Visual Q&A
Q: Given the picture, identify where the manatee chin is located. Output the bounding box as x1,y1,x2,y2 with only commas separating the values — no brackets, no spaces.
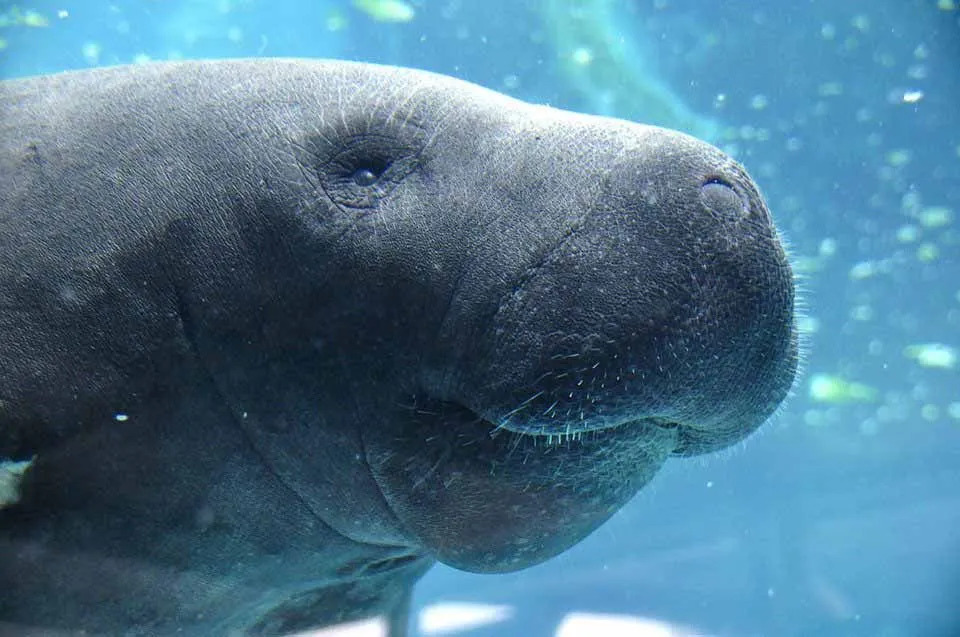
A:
365,394,681,573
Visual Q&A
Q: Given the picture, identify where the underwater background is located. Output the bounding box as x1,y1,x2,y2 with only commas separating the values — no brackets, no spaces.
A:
1,1,958,635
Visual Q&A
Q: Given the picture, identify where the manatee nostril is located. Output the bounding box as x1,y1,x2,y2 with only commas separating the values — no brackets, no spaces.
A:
700,176,749,218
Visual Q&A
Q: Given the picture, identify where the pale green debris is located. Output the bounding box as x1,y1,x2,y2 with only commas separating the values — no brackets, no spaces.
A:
1,457,34,509
916,242,939,262
919,206,953,228
896,224,919,243
902,90,924,104
902,191,923,215
849,260,877,280
793,256,823,274
352,0,415,23
808,373,879,404
0,37,6,51
885,149,912,167
571,46,594,66
850,305,873,321
326,9,348,31
21,9,48,27
797,315,820,334
938,0,956,11
818,82,843,97
0,6,49,28
921,404,940,422
819,237,838,256
948,402,960,420
904,343,957,369
81,41,101,65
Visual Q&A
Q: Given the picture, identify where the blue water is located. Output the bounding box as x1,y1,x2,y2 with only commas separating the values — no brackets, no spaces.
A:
2,1,958,635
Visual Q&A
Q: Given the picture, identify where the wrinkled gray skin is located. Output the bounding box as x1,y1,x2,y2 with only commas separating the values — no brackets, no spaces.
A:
0,59,797,635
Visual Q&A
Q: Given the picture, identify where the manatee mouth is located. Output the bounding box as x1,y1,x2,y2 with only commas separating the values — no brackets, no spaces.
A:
437,396,688,449
494,409,684,440
455,397,736,457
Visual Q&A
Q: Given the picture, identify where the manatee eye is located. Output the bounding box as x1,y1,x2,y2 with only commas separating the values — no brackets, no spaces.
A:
350,158,391,186
700,176,748,218
352,168,378,187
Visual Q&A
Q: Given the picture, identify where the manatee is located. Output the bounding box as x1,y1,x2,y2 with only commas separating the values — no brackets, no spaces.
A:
0,59,797,636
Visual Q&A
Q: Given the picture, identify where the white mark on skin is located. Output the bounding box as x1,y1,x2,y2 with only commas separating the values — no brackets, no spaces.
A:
0,457,35,509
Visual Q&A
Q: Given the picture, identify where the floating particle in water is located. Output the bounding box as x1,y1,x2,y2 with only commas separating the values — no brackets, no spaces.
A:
818,82,843,97
902,90,924,103
919,206,953,229
749,94,768,110
792,256,823,274
797,315,820,334
904,343,957,369
907,64,928,80
326,10,348,31
352,0,415,23
916,243,939,262
901,191,923,215
419,602,514,635
885,149,912,167
808,373,879,404
948,402,960,421
819,238,837,257
820,23,836,40
896,225,920,243
851,14,871,31
81,41,101,65
937,0,956,10
921,404,941,422
849,260,878,280
570,46,593,66
21,10,49,27
850,305,874,322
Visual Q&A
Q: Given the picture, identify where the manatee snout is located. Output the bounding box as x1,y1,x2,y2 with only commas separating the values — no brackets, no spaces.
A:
448,126,798,455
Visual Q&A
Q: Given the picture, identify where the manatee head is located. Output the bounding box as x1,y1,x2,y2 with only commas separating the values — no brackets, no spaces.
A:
202,62,798,574
0,59,795,633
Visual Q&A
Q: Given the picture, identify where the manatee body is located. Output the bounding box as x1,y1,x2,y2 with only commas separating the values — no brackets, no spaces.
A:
0,59,797,635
